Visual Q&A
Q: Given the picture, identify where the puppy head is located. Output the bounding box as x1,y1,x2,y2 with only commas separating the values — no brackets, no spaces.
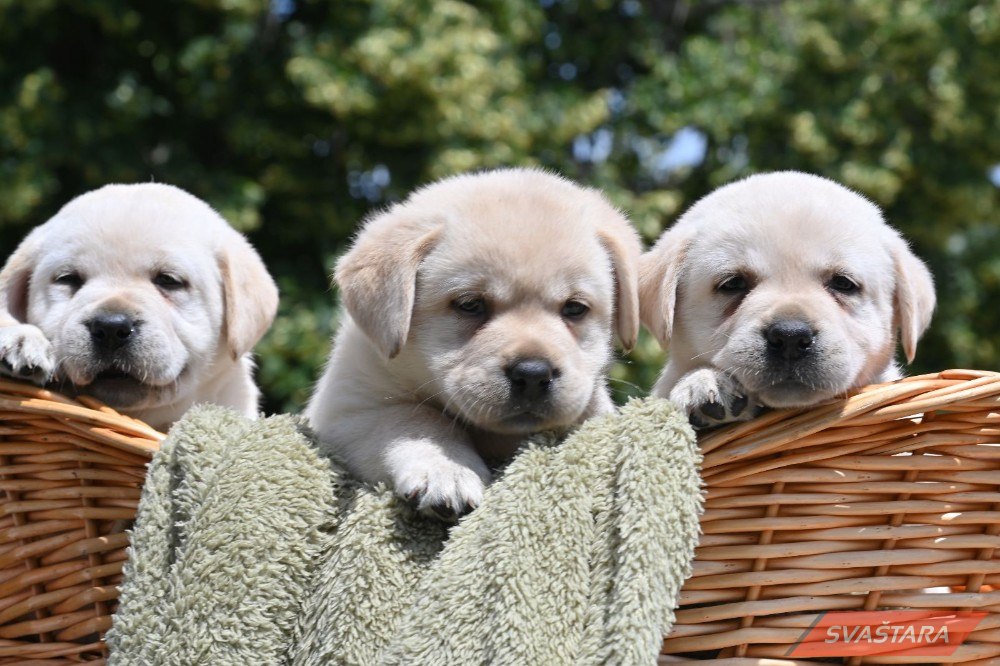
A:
640,172,935,408
0,183,277,409
336,168,641,434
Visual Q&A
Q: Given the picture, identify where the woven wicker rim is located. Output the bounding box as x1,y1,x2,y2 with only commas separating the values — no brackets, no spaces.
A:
0,379,163,664
2,371,998,664
662,369,1000,665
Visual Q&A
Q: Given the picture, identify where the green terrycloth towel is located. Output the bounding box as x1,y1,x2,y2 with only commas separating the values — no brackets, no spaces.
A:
106,398,703,665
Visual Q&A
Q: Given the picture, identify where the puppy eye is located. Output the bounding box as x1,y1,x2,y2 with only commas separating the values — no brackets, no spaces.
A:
828,274,860,294
561,300,589,319
153,272,187,290
451,296,487,317
717,275,749,293
54,272,84,289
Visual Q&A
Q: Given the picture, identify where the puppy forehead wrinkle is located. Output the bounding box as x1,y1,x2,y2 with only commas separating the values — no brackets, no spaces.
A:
398,167,620,311
688,208,891,285
35,230,207,281
429,212,611,277
424,253,610,306
694,234,860,275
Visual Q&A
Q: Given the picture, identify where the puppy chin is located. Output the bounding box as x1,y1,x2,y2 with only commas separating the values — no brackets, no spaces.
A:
77,376,156,408
740,363,854,409
59,361,185,410
754,381,840,409
487,411,559,435
456,399,582,436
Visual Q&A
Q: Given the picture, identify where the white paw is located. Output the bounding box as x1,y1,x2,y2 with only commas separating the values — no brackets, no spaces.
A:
669,368,763,430
0,324,55,384
393,453,491,521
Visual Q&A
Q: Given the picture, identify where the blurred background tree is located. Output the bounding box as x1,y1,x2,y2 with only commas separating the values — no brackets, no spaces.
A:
1,0,997,414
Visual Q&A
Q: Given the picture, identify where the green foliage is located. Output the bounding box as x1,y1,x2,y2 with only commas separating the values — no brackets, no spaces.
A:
629,0,1000,376
1,0,997,413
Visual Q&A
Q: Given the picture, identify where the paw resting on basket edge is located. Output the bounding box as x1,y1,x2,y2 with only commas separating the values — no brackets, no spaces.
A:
669,368,765,431
0,324,56,385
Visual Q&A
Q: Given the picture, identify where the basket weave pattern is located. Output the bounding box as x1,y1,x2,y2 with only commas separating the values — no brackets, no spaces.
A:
0,372,998,663
0,380,162,664
661,370,1000,664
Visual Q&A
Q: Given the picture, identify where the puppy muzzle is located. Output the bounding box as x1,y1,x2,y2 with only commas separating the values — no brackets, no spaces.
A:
57,312,183,408
723,320,843,408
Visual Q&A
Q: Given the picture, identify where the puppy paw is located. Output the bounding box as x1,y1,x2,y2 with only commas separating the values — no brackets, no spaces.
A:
394,456,491,522
0,325,55,385
669,368,764,431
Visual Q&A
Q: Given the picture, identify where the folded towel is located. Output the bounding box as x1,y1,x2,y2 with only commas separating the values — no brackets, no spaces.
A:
105,408,335,664
106,398,702,665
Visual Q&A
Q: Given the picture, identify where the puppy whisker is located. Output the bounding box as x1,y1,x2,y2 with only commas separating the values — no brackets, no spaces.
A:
606,376,643,392
687,348,720,362
412,386,453,413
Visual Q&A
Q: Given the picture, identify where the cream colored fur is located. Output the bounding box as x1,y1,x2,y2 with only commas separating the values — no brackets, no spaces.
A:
0,183,278,430
640,171,935,424
306,168,641,517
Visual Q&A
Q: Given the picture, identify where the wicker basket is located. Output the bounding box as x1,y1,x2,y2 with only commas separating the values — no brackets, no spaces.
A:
661,369,1000,665
0,379,163,664
1,371,998,664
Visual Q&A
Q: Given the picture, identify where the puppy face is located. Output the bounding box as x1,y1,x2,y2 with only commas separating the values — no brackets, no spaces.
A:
641,172,935,408
337,169,641,434
29,225,220,409
1,184,277,413
409,219,615,433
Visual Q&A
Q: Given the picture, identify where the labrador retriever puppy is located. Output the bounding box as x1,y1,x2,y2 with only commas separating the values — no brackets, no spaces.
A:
0,183,279,430
306,168,641,519
639,171,935,428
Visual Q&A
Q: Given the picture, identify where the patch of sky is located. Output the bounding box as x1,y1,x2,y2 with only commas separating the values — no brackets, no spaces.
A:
573,128,614,164
270,0,295,21
348,164,391,202
630,127,708,181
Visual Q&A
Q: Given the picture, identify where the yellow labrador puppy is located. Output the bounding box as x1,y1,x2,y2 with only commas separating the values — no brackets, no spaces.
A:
307,168,641,519
0,183,278,430
640,171,935,428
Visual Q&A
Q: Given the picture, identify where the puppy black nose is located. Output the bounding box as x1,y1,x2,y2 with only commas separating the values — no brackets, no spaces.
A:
764,320,815,361
506,358,556,400
87,314,136,353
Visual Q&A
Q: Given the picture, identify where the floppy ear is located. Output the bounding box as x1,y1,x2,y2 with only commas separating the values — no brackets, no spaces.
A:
590,196,642,350
219,236,279,361
335,209,443,359
0,226,45,327
887,232,935,363
638,227,692,349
